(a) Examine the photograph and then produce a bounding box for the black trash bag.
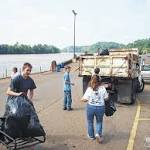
[5,115,30,138]
[100,49,109,55]
[4,96,45,138]
[4,96,31,138]
[26,104,46,137]
[4,96,32,117]
[105,96,116,117]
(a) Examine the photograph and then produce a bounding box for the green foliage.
[126,38,150,54]
[1,38,150,54]
[0,43,60,54]
[63,38,150,54]
[62,42,125,53]
[89,42,125,53]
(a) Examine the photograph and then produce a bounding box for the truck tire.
[137,79,144,93]
[130,78,137,104]
[83,76,91,94]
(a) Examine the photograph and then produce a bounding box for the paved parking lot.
[0,62,150,150]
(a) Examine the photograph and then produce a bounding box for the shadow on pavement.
[103,131,129,144]
[37,144,69,150]
[72,107,84,111]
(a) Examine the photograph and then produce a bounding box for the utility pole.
[72,10,77,58]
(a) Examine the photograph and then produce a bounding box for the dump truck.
[78,48,144,104]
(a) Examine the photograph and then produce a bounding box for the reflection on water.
[0,53,75,78]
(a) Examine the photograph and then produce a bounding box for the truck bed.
[79,49,139,78]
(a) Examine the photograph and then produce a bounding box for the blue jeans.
[86,104,105,138]
[64,91,72,108]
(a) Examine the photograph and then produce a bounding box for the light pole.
[72,10,77,58]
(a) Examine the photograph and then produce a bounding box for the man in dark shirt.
[6,63,38,150]
[7,63,36,101]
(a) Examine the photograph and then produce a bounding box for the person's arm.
[65,81,74,85]
[28,89,34,101]
[104,97,109,101]
[6,87,23,96]
[64,74,74,85]
[103,87,109,101]
[81,87,90,102]
[81,98,88,102]
[6,76,23,96]
[28,78,36,101]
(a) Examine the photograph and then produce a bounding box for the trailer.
[79,48,144,104]
[0,117,46,150]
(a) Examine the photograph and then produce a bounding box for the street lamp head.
[72,10,77,15]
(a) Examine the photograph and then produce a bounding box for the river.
[0,53,77,78]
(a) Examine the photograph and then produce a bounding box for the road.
[0,62,150,150]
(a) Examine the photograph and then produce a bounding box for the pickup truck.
[141,64,150,82]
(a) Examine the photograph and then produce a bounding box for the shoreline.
[0,58,77,80]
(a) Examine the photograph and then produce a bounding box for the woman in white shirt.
[81,75,108,143]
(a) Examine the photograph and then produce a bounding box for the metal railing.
[0,66,48,79]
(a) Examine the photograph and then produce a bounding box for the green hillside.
[126,38,150,54]
[63,42,124,53]
[62,38,150,54]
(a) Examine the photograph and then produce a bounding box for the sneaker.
[63,107,67,110]
[67,108,73,111]
[87,134,95,140]
[95,134,103,143]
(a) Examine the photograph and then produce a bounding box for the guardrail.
[0,66,47,80]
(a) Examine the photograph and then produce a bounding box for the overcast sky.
[0,0,150,48]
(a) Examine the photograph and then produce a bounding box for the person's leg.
[86,104,95,139]
[67,91,72,110]
[63,91,67,109]
[95,106,105,136]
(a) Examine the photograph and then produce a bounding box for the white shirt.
[11,72,20,79]
[83,86,108,106]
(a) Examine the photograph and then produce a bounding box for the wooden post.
[5,68,7,78]
[40,66,42,73]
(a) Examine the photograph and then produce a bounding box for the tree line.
[126,38,150,54]
[1,38,150,54]
[63,38,150,54]
[0,43,60,54]
[62,42,124,53]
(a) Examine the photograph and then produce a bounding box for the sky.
[0,0,150,48]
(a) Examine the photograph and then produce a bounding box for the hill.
[62,38,150,54]
[126,38,150,54]
[62,42,125,53]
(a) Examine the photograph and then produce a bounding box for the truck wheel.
[137,79,144,93]
[83,76,91,94]
[130,78,137,104]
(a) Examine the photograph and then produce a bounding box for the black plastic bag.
[105,96,116,117]
[25,104,45,137]
[5,96,31,117]
[5,115,30,138]
[100,49,109,55]
[4,96,45,138]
